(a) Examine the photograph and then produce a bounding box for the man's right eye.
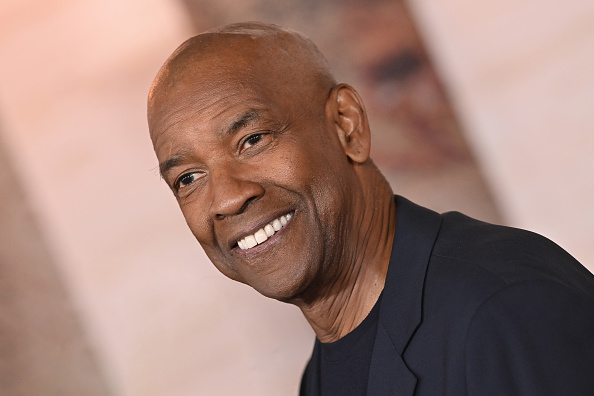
[177,172,197,188]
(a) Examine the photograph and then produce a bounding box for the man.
[148,22,594,395]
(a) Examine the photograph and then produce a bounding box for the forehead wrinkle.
[153,85,248,141]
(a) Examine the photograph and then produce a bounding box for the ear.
[327,84,371,164]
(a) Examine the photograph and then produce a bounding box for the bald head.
[148,22,336,133]
[146,22,395,304]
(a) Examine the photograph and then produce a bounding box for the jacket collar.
[367,196,442,395]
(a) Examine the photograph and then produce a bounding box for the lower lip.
[235,212,295,255]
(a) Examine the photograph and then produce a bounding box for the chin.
[203,219,324,302]
[254,285,302,303]
[245,276,306,302]
[245,264,317,303]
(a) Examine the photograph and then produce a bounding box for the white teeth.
[244,235,257,249]
[272,219,282,231]
[237,212,293,250]
[254,229,268,244]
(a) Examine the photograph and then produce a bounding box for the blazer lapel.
[367,323,417,395]
[367,196,443,396]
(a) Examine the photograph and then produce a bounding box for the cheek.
[271,138,337,189]
[179,200,211,242]
[179,198,246,282]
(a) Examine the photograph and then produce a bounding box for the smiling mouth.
[237,212,293,250]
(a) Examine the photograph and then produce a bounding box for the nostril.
[240,196,259,213]
[215,196,257,220]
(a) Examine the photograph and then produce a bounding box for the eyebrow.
[159,150,192,178]
[224,109,260,136]
[158,110,262,178]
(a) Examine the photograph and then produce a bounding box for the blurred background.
[0,0,592,394]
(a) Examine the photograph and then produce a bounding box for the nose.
[208,164,264,219]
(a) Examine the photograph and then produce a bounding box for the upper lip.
[225,209,294,249]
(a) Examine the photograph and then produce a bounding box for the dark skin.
[148,22,396,342]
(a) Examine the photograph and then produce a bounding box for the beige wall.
[409,0,594,268]
[0,0,592,395]
[0,135,112,395]
[0,1,312,394]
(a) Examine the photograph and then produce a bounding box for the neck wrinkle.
[298,167,396,343]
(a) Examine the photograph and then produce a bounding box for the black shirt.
[301,293,383,395]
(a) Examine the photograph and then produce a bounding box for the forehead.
[152,36,287,121]
[149,61,296,162]
[148,32,328,161]
[152,51,262,120]
[152,71,264,130]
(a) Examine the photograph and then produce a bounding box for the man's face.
[149,47,358,301]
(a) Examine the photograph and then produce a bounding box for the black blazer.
[302,196,594,395]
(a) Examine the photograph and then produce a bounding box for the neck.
[294,165,396,343]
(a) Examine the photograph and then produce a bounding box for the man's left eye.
[241,133,263,150]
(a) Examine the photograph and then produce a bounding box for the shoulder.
[463,279,594,395]
[434,211,573,269]
[414,210,594,358]
[422,213,594,394]
[428,211,594,301]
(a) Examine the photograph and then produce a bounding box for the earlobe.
[328,84,371,164]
